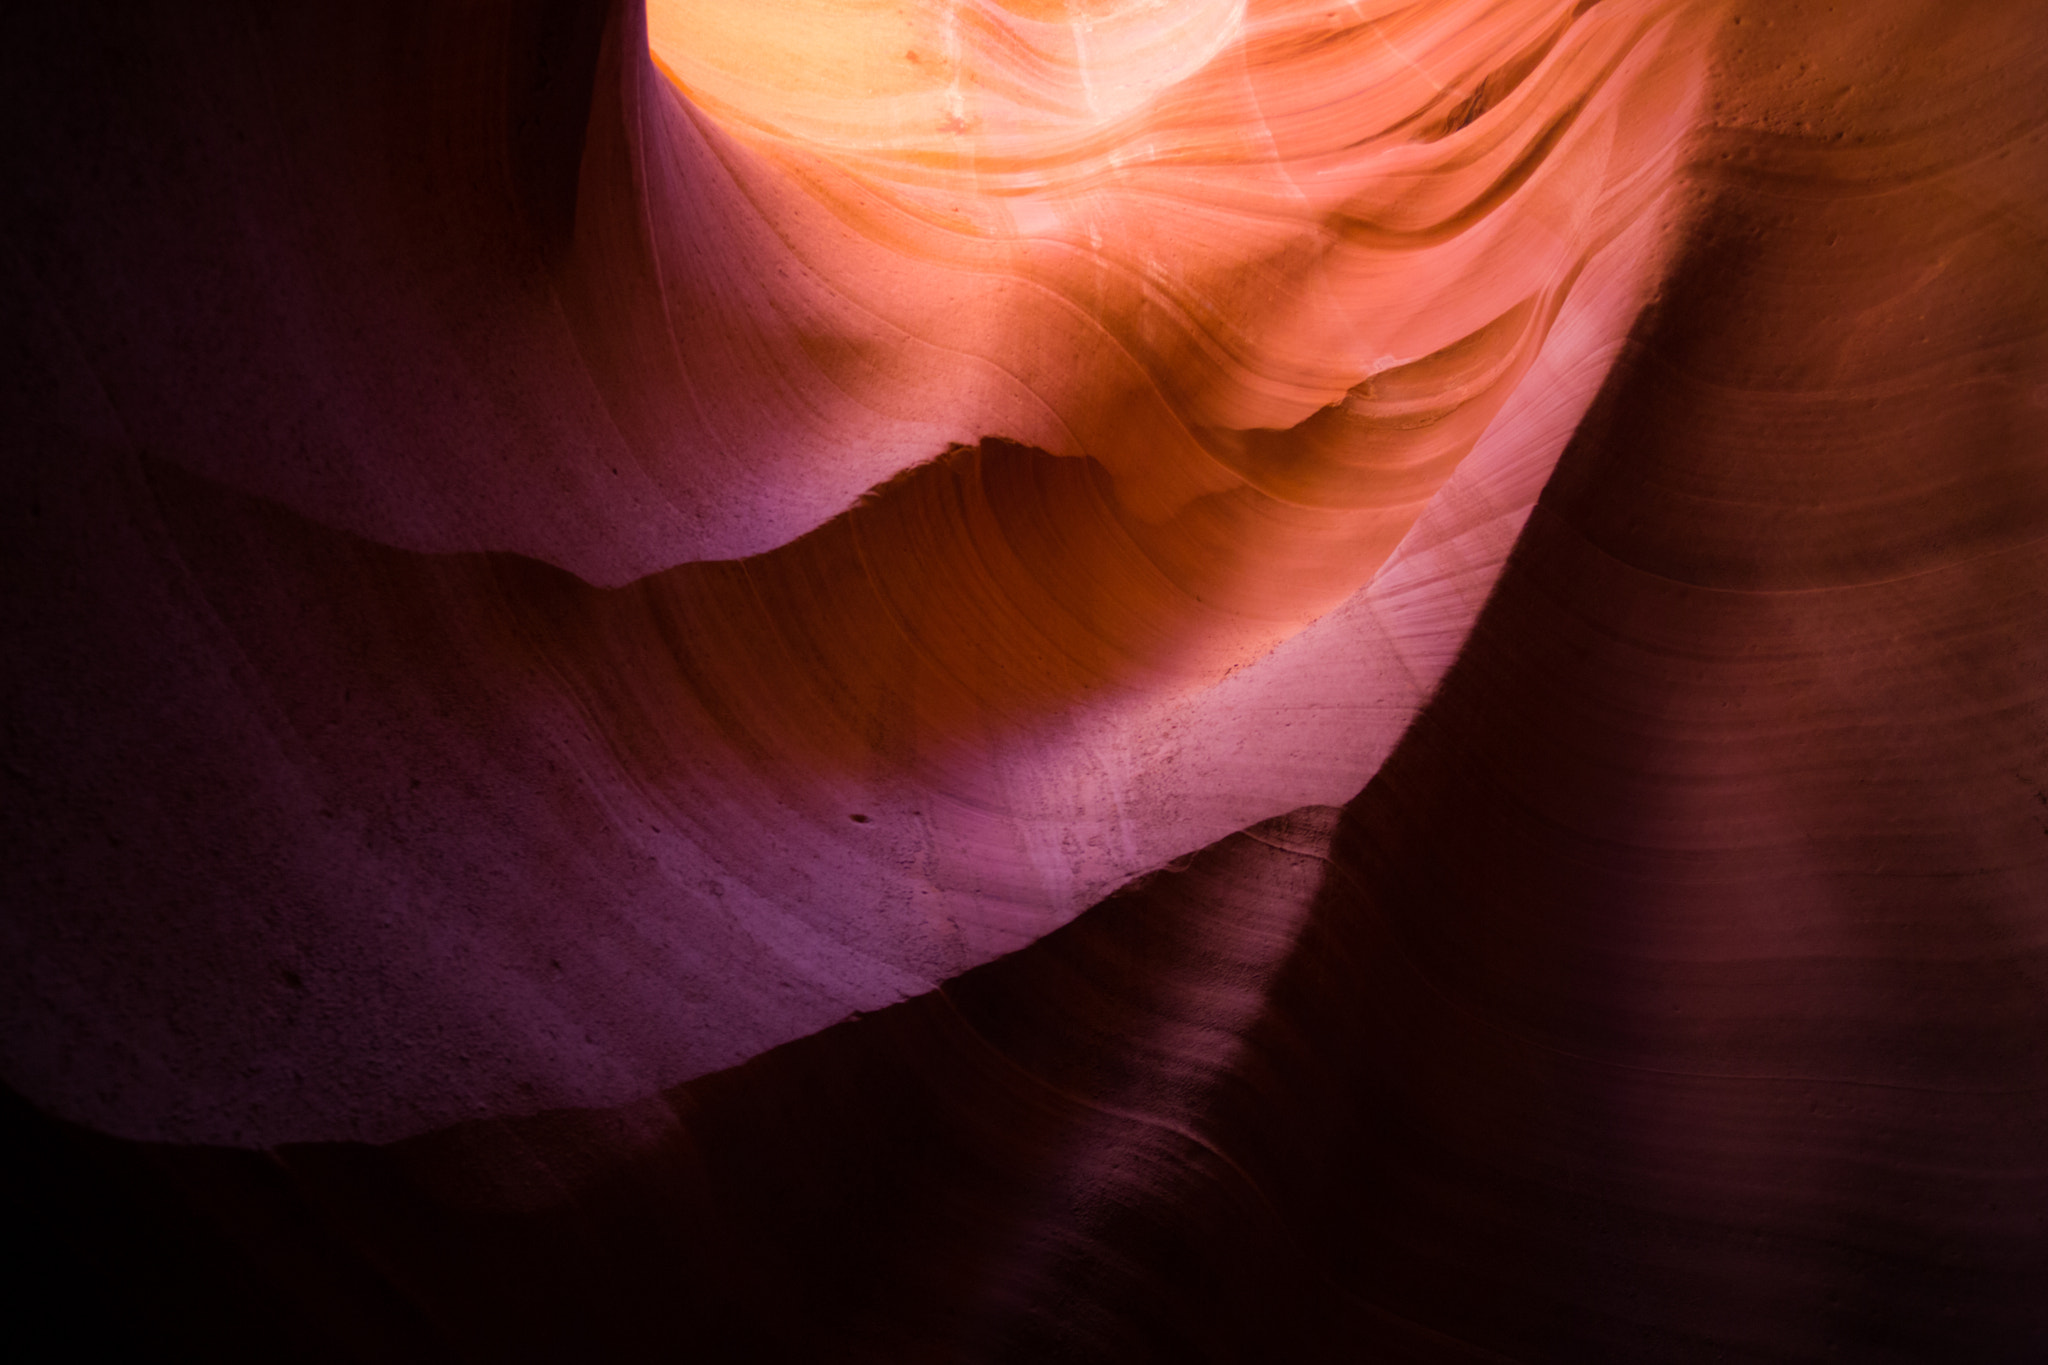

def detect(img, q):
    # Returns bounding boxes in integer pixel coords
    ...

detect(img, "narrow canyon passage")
[4,0,2045,1359]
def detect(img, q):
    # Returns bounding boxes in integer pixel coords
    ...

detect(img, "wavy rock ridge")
[4,0,2046,1358]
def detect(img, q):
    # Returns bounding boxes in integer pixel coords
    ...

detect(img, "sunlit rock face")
[2,0,1703,1145]
[4,0,2046,1358]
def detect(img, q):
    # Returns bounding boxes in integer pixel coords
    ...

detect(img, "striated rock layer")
[3,0,1703,1144]
[4,0,2047,1358]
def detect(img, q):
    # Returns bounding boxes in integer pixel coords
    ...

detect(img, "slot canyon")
[3,0,2046,1358]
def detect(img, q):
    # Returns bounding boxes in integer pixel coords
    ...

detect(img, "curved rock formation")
[4,0,2045,1358]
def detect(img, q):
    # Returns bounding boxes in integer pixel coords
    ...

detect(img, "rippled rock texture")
[4,0,2045,1359]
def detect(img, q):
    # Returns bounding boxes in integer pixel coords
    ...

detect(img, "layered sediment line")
[5,0,2046,1357]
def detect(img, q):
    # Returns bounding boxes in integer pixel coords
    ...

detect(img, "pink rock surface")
[2,0,1702,1144]
[3,0,2045,1357]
